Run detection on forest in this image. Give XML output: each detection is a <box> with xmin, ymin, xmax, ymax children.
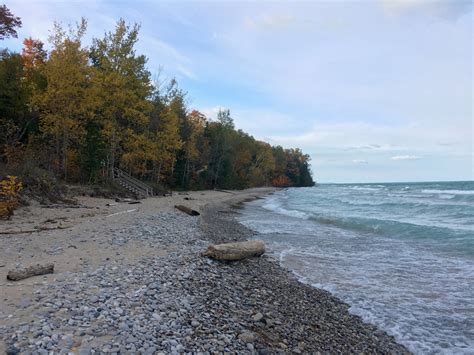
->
<box><xmin>0</xmin><ymin>7</ymin><xmax>314</xmax><ymax>193</ymax></box>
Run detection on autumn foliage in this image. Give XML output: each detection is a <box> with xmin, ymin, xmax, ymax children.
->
<box><xmin>272</xmin><ymin>175</ymin><xmax>292</xmax><ymax>188</ymax></box>
<box><xmin>0</xmin><ymin>11</ymin><xmax>314</xmax><ymax>191</ymax></box>
<box><xmin>0</xmin><ymin>176</ymin><xmax>23</xmax><ymax>219</ymax></box>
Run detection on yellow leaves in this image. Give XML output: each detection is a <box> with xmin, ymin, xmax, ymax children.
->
<box><xmin>121</xmin><ymin>132</ymin><xmax>155</xmax><ymax>175</ymax></box>
<box><xmin>0</xmin><ymin>176</ymin><xmax>23</xmax><ymax>219</ymax></box>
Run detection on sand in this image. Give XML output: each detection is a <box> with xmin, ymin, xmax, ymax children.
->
<box><xmin>0</xmin><ymin>188</ymin><xmax>275</xmax><ymax>352</ymax></box>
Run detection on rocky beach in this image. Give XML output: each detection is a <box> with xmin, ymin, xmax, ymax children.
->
<box><xmin>0</xmin><ymin>189</ymin><xmax>408</xmax><ymax>354</ymax></box>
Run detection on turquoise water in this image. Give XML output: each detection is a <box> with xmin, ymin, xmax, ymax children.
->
<box><xmin>239</xmin><ymin>181</ymin><xmax>474</xmax><ymax>354</ymax></box>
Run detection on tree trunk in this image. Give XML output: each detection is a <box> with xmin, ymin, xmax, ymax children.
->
<box><xmin>181</xmin><ymin>155</ymin><xmax>189</xmax><ymax>187</ymax></box>
<box><xmin>157</xmin><ymin>161</ymin><xmax>162</xmax><ymax>183</ymax></box>
<box><xmin>110</xmin><ymin>128</ymin><xmax>116</xmax><ymax>178</ymax></box>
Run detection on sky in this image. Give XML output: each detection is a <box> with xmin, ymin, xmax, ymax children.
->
<box><xmin>3</xmin><ymin>0</ymin><xmax>473</xmax><ymax>183</ymax></box>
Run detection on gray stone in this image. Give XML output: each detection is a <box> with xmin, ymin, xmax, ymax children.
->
<box><xmin>252</xmin><ymin>312</ymin><xmax>264</xmax><ymax>322</ymax></box>
<box><xmin>238</xmin><ymin>332</ymin><xmax>256</xmax><ymax>343</ymax></box>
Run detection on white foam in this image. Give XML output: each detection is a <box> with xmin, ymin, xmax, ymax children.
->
<box><xmin>262</xmin><ymin>199</ymin><xmax>309</xmax><ymax>220</ymax></box>
<box><xmin>421</xmin><ymin>189</ymin><xmax>474</xmax><ymax>196</ymax></box>
<box><xmin>349</xmin><ymin>186</ymin><xmax>383</xmax><ymax>191</ymax></box>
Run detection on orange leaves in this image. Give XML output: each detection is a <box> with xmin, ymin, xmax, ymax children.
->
<box><xmin>21</xmin><ymin>37</ymin><xmax>46</xmax><ymax>69</ymax></box>
<box><xmin>272</xmin><ymin>175</ymin><xmax>292</xmax><ymax>188</ymax></box>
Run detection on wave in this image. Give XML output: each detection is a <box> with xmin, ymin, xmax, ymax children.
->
<box><xmin>421</xmin><ymin>189</ymin><xmax>474</xmax><ymax>196</ymax></box>
<box><xmin>308</xmin><ymin>214</ymin><xmax>438</xmax><ymax>237</ymax></box>
<box><xmin>262</xmin><ymin>200</ymin><xmax>309</xmax><ymax>220</ymax></box>
<box><xmin>348</xmin><ymin>186</ymin><xmax>384</xmax><ymax>192</ymax></box>
<box><xmin>261</xmin><ymin>201</ymin><xmax>473</xmax><ymax>242</ymax></box>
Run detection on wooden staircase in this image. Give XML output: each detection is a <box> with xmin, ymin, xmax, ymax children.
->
<box><xmin>112</xmin><ymin>168</ymin><xmax>154</xmax><ymax>198</ymax></box>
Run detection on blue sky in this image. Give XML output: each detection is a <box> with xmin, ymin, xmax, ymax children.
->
<box><xmin>3</xmin><ymin>0</ymin><xmax>473</xmax><ymax>183</ymax></box>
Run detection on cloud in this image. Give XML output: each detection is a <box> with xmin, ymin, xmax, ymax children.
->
<box><xmin>267</xmin><ymin>119</ymin><xmax>470</xmax><ymax>157</ymax></box>
<box><xmin>200</xmin><ymin>106</ymin><xmax>227</xmax><ymax>120</ymax></box>
<box><xmin>353</xmin><ymin>159</ymin><xmax>368</xmax><ymax>164</ymax></box>
<box><xmin>391</xmin><ymin>155</ymin><xmax>420</xmax><ymax>161</ymax></box>
<box><xmin>345</xmin><ymin>144</ymin><xmax>383</xmax><ymax>151</ymax></box>
<box><xmin>380</xmin><ymin>0</ymin><xmax>472</xmax><ymax>20</ymax></box>
<box><xmin>176</xmin><ymin>65</ymin><xmax>197</xmax><ymax>80</ymax></box>
<box><xmin>244</xmin><ymin>13</ymin><xmax>295</xmax><ymax>30</ymax></box>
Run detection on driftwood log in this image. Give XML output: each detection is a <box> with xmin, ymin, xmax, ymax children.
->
<box><xmin>202</xmin><ymin>240</ymin><xmax>265</xmax><ymax>261</ymax></box>
<box><xmin>175</xmin><ymin>205</ymin><xmax>200</xmax><ymax>216</ymax></box>
<box><xmin>6</xmin><ymin>263</ymin><xmax>54</xmax><ymax>281</ymax></box>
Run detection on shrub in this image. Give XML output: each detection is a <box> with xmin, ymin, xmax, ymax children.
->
<box><xmin>0</xmin><ymin>175</ymin><xmax>23</xmax><ymax>219</ymax></box>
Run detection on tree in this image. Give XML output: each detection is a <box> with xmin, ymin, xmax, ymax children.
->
<box><xmin>178</xmin><ymin>109</ymin><xmax>206</xmax><ymax>188</ymax></box>
<box><xmin>36</xmin><ymin>19</ymin><xmax>93</xmax><ymax>180</ymax></box>
<box><xmin>0</xmin><ymin>5</ymin><xmax>21</xmax><ymax>40</ymax></box>
<box><xmin>208</xmin><ymin>109</ymin><xmax>235</xmax><ymax>187</ymax></box>
<box><xmin>22</xmin><ymin>38</ymin><xmax>46</xmax><ymax>69</ymax></box>
<box><xmin>0</xmin><ymin>16</ymin><xmax>315</xmax><ymax>190</ymax></box>
<box><xmin>90</xmin><ymin>18</ymin><xmax>152</xmax><ymax>177</ymax></box>
<box><xmin>0</xmin><ymin>52</ymin><xmax>28</xmax><ymax>158</ymax></box>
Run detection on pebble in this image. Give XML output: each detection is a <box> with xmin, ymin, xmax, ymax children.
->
<box><xmin>239</xmin><ymin>331</ymin><xmax>256</xmax><ymax>343</ymax></box>
<box><xmin>0</xmin><ymin>210</ymin><xmax>409</xmax><ymax>354</ymax></box>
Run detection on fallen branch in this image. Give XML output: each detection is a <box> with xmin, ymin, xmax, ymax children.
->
<box><xmin>7</xmin><ymin>263</ymin><xmax>54</xmax><ymax>281</ymax></box>
<box><xmin>41</xmin><ymin>204</ymin><xmax>88</xmax><ymax>209</ymax></box>
<box><xmin>202</xmin><ymin>240</ymin><xmax>265</xmax><ymax>261</ymax></box>
<box><xmin>115</xmin><ymin>198</ymin><xmax>134</xmax><ymax>203</ymax></box>
<box><xmin>174</xmin><ymin>205</ymin><xmax>200</xmax><ymax>216</ymax></box>
<box><xmin>0</xmin><ymin>229</ymin><xmax>37</xmax><ymax>235</ymax></box>
<box><xmin>0</xmin><ymin>224</ymin><xmax>73</xmax><ymax>235</ymax></box>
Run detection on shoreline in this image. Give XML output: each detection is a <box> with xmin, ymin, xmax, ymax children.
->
<box><xmin>199</xmin><ymin>193</ymin><xmax>409</xmax><ymax>353</ymax></box>
<box><xmin>0</xmin><ymin>188</ymin><xmax>408</xmax><ymax>353</ymax></box>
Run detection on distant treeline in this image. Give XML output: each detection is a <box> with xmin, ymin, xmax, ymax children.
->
<box><xmin>0</xmin><ymin>12</ymin><xmax>314</xmax><ymax>190</ymax></box>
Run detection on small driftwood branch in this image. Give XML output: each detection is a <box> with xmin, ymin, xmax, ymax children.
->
<box><xmin>214</xmin><ymin>189</ymin><xmax>234</xmax><ymax>194</ymax></box>
<box><xmin>0</xmin><ymin>225</ymin><xmax>73</xmax><ymax>235</ymax></box>
<box><xmin>175</xmin><ymin>205</ymin><xmax>200</xmax><ymax>216</ymax></box>
<box><xmin>41</xmin><ymin>204</ymin><xmax>87</xmax><ymax>209</ymax></box>
<box><xmin>202</xmin><ymin>240</ymin><xmax>265</xmax><ymax>261</ymax></box>
<box><xmin>106</xmin><ymin>209</ymin><xmax>137</xmax><ymax>218</ymax></box>
<box><xmin>7</xmin><ymin>263</ymin><xmax>54</xmax><ymax>281</ymax></box>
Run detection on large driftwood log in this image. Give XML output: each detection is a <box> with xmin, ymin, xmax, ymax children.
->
<box><xmin>202</xmin><ymin>240</ymin><xmax>265</xmax><ymax>261</ymax></box>
<box><xmin>174</xmin><ymin>205</ymin><xmax>200</xmax><ymax>216</ymax></box>
<box><xmin>7</xmin><ymin>263</ymin><xmax>54</xmax><ymax>281</ymax></box>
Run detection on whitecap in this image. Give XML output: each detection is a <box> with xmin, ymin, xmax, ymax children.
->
<box><xmin>421</xmin><ymin>189</ymin><xmax>474</xmax><ymax>196</ymax></box>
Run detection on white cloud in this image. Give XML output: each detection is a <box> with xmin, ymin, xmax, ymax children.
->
<box><xmin>267</xmin><ymin>120</ymin><xmax>470</xmax><ymax>157</ymax></box>
<box><xmin>244</xmin><ymin>13</ymin><xmax>295</xmax><ymax>30</ymax></box>
<box><xmin>353</xmin><ymin>159</ymin><xmax>368</xmax><ymax>164</ymax></box>
<box><xmin>176</xmin><ymin>65</ymin><xmax>197</xmax><ymax>80</ymax></box>
<box><xmin>391</xmin><ymin>155</ymin><xmax>420</xmax><ymax>161</ymax></box>
<box><xmin>380</xmin><ymin>0</ymin><xmax>472</xmax><ymax>20</ymax></box>
<box><xmin>200</xmin><ymin>106</ymin><xmax>227</xmax><ymax>120</ymax></box>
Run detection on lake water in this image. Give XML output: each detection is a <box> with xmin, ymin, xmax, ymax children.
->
<box><xmin>238</xmin><ymin>181</ymin><xmax>474</xmax><ymax>354</ymax></box>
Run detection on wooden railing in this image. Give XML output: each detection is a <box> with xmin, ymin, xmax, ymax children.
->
<box><xmin>112</xmin><ymin>168</ymin><xmax>154</xmax><ymax>198</ymax></box>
